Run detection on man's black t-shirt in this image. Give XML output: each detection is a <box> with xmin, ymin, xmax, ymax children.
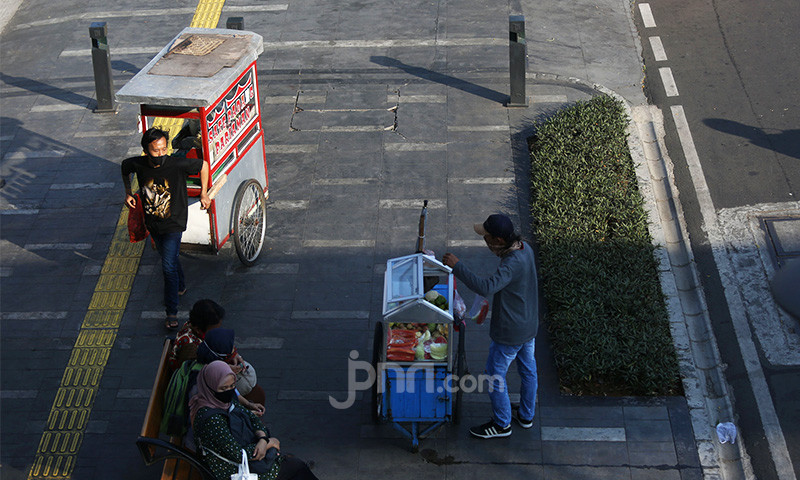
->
<box><xmin>121</xmin><ymin>156</ymin><xmax>203</xmax><ymax>234</ymax></box>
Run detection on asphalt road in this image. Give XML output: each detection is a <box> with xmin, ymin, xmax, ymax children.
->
<box><xmin>635</xmin><ymin>1</ymin><xmax>800</xmax><ymax>479</ymax></box>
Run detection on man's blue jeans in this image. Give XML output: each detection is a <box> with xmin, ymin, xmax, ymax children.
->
<box><xmin>150</xmin><ymin>231</ymin><xmax>185</xmax><ymax>316</ymax></box>
<box><xmin>485</xmin><ymin>339</ymin><xmax>537</xmax><ymax>428</ymax></box>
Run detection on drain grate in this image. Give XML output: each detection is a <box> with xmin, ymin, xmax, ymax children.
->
<box><xmin>762</xmin><ymin>216</ymin><xmax>800</xmax><ymax>268</ymax></box>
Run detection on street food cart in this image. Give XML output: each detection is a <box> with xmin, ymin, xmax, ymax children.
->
<box><xmin>116</xmin><ymin>28</ymin><xmax>268</xmax><ymax>265</ymax></box>
<box><xmin>373</xmin><ymin>203</ymin><xmax>467</xmax><ymax>451</ymax></box>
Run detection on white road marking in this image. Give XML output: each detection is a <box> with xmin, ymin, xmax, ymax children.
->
<box><xmin>541</xmin><ymin>427</ymin><xmax>626</xmax><ymax>442</ymax></box>
<box><xmin>1</xmin><ymin>311</ymin><xmax>68</xmax><ymax>320</ymax></box>
<box><xmin>639</xmin><ymin>3</ymin><xmax>657</xmax><ymax>28</ymax></box>
<box><xmin>270</xmin><ymin>200</ymin><xmax>310</xmax><ymax>210</ymax></box>
<box><xmin>263</xmin><ymin>95</ymin><xmax>325</xmax><ymax>104</ymax></box>
<box><xmin>141</xmin><ymin>311</ymin><xmax>189</xmax><ymax>319</ymax></box>
<box><xmin>30</xmin><ymin>103</ymin><xmax>87</xmax><ymax>112</ymax></box>
<box><xmin>448</xmin><ymin>125</ymin><xmax>508</xmax><ymax>132</ymax></box>
<box><xmin>649</xmin><ymin>36</ymin><xmax>668</xmax><ymax>61</ymax></box>
<box><xmin>448</xmin><ymin>177</ymin><xmax>514</xmax><ymax>184</ymax></box>
<box><xmin>384</xmin><ymin>143</ymin><xmax>446</xmax><ymax>151</ymax></box>
<box><xmin>24</xmin><ymin>243</ymin><xmax>92</xmax><ymax>250</ymax></box>
<box><xmin>302</xmin><ymin>240</ymin><xmax>375</xmax><ymax>248</ymax></box>
<box><xmin>379</xmin><ymin>199</ymin><xmax>445</xmax><ymax>209</ymax></box>
<box><xmin>312</xmin><ymin>178</ymin><xmax>377</xmax><ymax>185</ymax></box>
<box><xmin>318</xmin><ymin>126</ymin><xmax>386</xmax><ymax>132</ymax></box>
<box><xmin>14</xmin><ymin>5</ymin><xmax>288</xmax><ymax>29</ymax></box>
<box><xmin>447</xmin><ymin>239</ymin><xmax>486</xmax><ymax>247</ymax></box>
<box><xmin>266</xmin><ymin>144</ymin><xmax>318</xmax><ymax>154</ymax></box>
<box><xmin>50</xmin><ymin>182</ymin><xmax>115</xmax><ymax>190</ymax></box>
<box><xmin>60</xmin><ymin>47</ymin><xmax>161</xmax><ymax>57</ymax></box>
<box><xmin>659</xmin><ymin>67</ymin><xmax>680</xmax><ymax>97</ymax></box>
<box><xmin>393</xmin><ymin>95</ymin><xmax>446</xmax><ymax>103</ymax></box>
<box><xmin>532</xmin><ymin>94</ymin><xmax>568</xmax><ymax>103</ymax></box>
<box><xmin>0</xmin><ymin>390</ymin><xmax>38</xmax><ymax>399</ymax></box>
<box><xmin>3</xmin><ymin>150</ymin><xmax>65</xmax><ymax>159</ymax></box>
<box><xmin>262</xmin><ymin>38</ymin><xmax>504</xmax><ymax>50</ymax></box>
<box><xmin>61</xmin><ymin>37</ymin><xmax>504</xmax><ymax>58</ymax></box>
<box><xmin>74</xmin><ymin>130</ymin><xmax>131</xmax><ymax>138</ymax></box>
<box><xmin>0</xmin><ymin>209</ymin><xmax>39</xmax><ymax>215</ymax></box>
<box><xmin>671</xmin><ymin>105</ymin><xmax>797</xmax><ymax>480</ymax></box>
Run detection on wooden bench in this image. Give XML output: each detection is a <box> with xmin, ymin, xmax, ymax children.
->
<box><xmin>136</xmin><ymin>338</ymin><xmax>215</xmax><ymax>480</ymax></box>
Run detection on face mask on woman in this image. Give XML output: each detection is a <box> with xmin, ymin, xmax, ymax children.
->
<box><xmin>213</xmin><ymin>388</ymin><xmax>235</xmax><ymax>403</ymax></box>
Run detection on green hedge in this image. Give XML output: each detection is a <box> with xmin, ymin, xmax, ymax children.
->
<box><xmin>530</xmin><ymin>95</ymin><xmax>681</xmax><ymax>396</ymax></box>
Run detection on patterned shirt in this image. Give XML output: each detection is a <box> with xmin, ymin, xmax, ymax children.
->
<box><xmin>193</xmin><ymin>404</ymin><xmax>281</xmax><ymax>480</ymax></box>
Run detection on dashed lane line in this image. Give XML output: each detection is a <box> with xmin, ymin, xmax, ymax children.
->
<box><xmin>649</xmin><ymin>36</ymin><xmax>668</xmax><ymax>61</ymax></box>
<box><xmin>659</xmin><ymin>67</ymin><xmax>680</xmax><ymax>97</ymax></box>
<box><xmin>639</xmin><ymin>3</ymin><xmax>657</xmax><ymax>28</ymax></box>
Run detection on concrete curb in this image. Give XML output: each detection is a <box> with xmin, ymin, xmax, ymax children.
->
<box><xmin>522</xmin><ymin>71</ymin><xmax>751</xmax><ymax>480</ymax></box>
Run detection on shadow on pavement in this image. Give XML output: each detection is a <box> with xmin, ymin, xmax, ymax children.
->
<box><xmin>370</xmin><ymin>56</ymin><xmax>508</xmax><ymax>104</ymax></box>
<box><xmin>703</xmin><ymin>117</ymin><xmax>800</xmax><ymax>161</ymax></box>
<box><xmin>0</xmin><ymin>72</ymin><xmax>94</xmax><ymax>108</ymax></box>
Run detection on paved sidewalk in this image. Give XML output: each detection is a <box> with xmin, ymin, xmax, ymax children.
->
<box><xmin>2</xmin><ymin>0</ymin><xmax>708</xmax><ymax>479</ymax></box>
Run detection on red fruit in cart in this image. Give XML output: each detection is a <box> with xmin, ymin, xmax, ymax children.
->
<box><xmin>434</xmin><ymin>337</ymin><xmax>447</xmax><ymax>344</ymax></box>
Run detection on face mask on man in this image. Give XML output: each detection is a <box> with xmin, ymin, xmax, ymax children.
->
<box><xmin>150</xmin><ymin>154</ymin><xmax>166</xmax><ymax>167</ymax></box>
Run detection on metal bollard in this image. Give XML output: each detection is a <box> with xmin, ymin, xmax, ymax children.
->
<box><xmin>89</xmin><ymin>22</ymin><xmax>116</xmax><ymax>113</ymax></box>
<box><xmin>226</xmin><ymin>17</ymin><xmax>244</xmax><ymax>30</ymax></box>
<box><xmin>507</xmin><ymin>15</ymin><xmax>528</xmax><ymax>107</ymax></box>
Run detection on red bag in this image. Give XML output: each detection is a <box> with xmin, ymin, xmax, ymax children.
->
<box><xmin>127</xmin><ymin>193</ymin><xmax>148</xmax><ymax>243</ymax></box>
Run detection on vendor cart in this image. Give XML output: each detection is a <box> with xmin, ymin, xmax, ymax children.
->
<box><xmin>116</xmin><ymin>28</ymin><xmax>268</xmax><ymax>266</ymax></box>
<box><xmin>373</xmin><ymin>203</ymin><xmax>468</xmax><ymax>452</ymax></box>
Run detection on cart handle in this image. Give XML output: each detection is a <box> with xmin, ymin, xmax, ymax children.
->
<box><xmin>207</xmin><ymin>174</ymin><xmax>227</xmax><ymax>200</ymax></box>
<box><xmin>415</xmin><ymin>200</ymin><xmax>428</xmax><ymax>253</ymax></box>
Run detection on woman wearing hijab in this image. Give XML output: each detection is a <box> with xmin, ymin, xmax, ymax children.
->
<box><xmin>197</xmin><ymin>327</ymin><xmax>266</xmax><ymax>412</ymax></box>
<box><xmin>190</xmin><ymin>361</ymin><xmax>318</xmax><ymax>480</ymax></box>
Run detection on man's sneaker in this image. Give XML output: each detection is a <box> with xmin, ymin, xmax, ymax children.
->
<box><xmin>512</xmin><ymin>409</ymin><xmax>533</xmax><ymax>429</ymax></box>
<box><xmin>469</xmin><ymin>420</ymin><xmax>512</xmax><ymax>439</ymax></box>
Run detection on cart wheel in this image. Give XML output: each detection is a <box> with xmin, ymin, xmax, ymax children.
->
<box><xmin>232</xmin><ymin>179</ymin><xmax>267</xmax><ymax>266</ymax></box>
<box><xmin>372</xmin><ymin>322</ymin><xmax>385</xmax><ymax>424</ymax></box>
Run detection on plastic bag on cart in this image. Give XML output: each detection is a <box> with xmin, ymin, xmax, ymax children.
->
<box><xmin>452</xmin><ymin>284</ymin><xmax>467</xmax><ymax>321</ymax></box>
<box><xmin>468</xmin><ymin>295</ymin><xmax>489</xmax><ymax>325</ymax></box>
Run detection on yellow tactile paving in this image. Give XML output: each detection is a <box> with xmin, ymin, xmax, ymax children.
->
<box><xmin>27</xmin><ymin>1</ymin><xmax>227</xmax><ymax>478</ymax></box>
<box><xmin>190</xmin><ymin>0</ymin><xmax>225</xmax><ymax>28</ymax></box>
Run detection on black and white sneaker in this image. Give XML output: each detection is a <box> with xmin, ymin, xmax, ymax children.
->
<box><xmin>469</xmin><ymin>420</ymin><xmax>512</xmax><ymax>439</ymax></box>
<box><xmin>512</xmin><ymin>408</ymin><xmax>533</xmax><ymax>429</ymax></box>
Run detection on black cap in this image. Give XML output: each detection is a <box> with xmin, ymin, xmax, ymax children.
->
<box><xmin>473</xmin><ymin>214</ymin><xmax>514</xmax><ymax>241</ymax></box>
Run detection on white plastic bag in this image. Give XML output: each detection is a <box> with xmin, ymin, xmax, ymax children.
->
<box><xmin>716</xmin><ymin>422</ymin><xmax>737</xmax><ymax>445</ymax></box>
<box><xmin>231</xmin><ymin>449</ymin><xmax>258</xmax><ymax>480</ymax></box>
<box><xmin>468</xmin><ymin>295</ymin><xmax>489</xmax><ymax>324</ymax></box>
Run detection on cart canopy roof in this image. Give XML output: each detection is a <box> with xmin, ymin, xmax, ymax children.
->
<box><xmin>116</xmin><ymin>28</ymin><xmax>263</xmax><ymax>108</ymax></box>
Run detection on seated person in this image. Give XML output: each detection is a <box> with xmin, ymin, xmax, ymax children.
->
<box><xmin>195</xmin><ymin>327</ymin><xmax>266</xmax><ymax>415</ymax></box>
<box><xmin>172</xmin><ymin>118</ymin><xmax>203</xmax><ymax>157</ymax></box>
<box><xmin>190</xmin><ymin>361</ymin><xmax>318</xmax><ymax>480</ymax></box>
<box><xmin>169</xmin><ymin>299</ymin><xmax>224</xmax><ymax>371</ymax></box>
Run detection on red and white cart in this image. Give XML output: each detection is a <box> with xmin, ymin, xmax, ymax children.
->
<box><xmin>116</xmin><ymin>28</ymin><xmax>268</xmax><ymax>265</ymax></box>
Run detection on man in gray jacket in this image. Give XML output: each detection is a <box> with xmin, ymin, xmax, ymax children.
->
<box><xmin>443</xmin><ymin>213</ymin><xmax>539</xmax><ymax>438</ymax></box>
